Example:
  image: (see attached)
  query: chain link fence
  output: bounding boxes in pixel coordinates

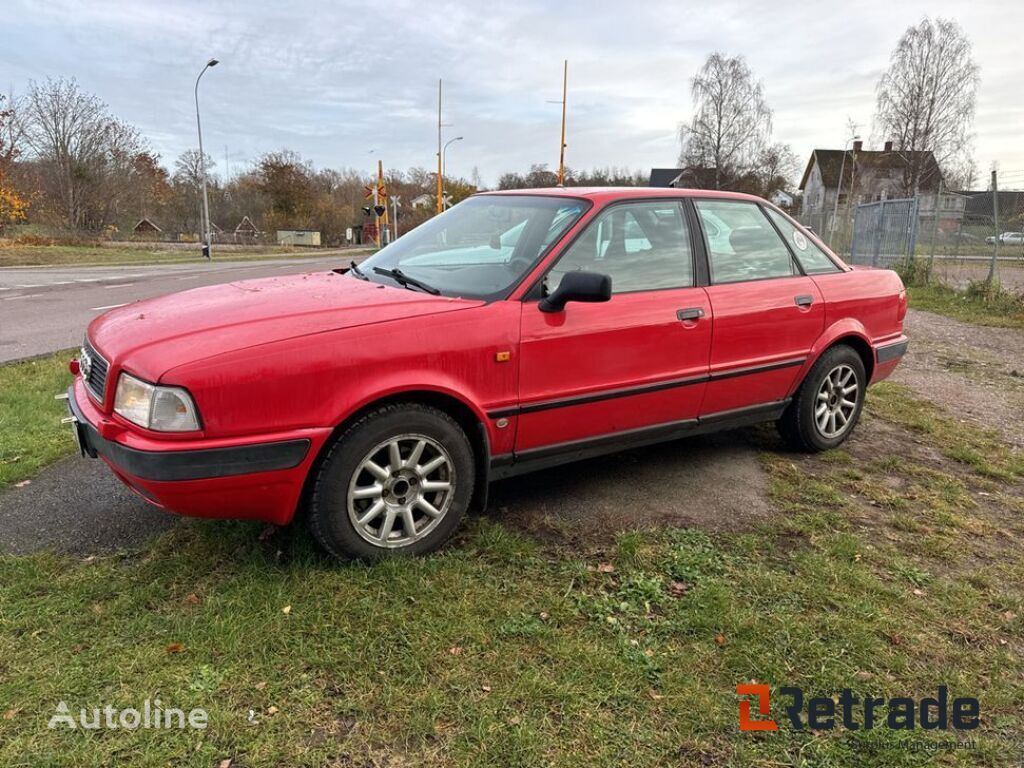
[800,192,1024,294]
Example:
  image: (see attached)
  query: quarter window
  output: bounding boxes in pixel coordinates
[545,202,693,295]
[764,208,841,274]
[695,200,796,284]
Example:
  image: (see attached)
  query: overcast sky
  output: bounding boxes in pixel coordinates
[4,0,1023,189]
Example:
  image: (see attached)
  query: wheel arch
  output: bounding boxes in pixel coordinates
[790,321,875,398]
[297,388,492,521]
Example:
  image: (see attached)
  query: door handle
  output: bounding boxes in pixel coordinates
[794,294,814,307]
[676,307,705,322]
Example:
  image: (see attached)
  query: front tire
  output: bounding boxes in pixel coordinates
[778,345,866,452]
[309,404,475,560]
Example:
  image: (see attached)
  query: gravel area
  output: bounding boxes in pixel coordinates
[893,308,1024,448]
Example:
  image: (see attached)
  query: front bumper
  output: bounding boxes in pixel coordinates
[66,380,331,525]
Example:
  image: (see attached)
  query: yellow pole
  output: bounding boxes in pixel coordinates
[436,79,443,214]
[378,159,389,240]
[557,60,567,186]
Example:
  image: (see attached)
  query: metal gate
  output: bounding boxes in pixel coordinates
[849,198,919,266]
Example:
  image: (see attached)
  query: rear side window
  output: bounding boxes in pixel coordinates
[764,208,841,274]
[695,200,795,284]
[546,201,693,294]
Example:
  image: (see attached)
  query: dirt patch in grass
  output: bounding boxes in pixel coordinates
[492,430,773,545]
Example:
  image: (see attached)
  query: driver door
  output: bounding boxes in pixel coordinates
[514,200,711,454]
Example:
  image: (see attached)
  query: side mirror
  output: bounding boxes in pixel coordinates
[539,271,612,313]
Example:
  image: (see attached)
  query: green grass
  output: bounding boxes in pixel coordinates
[908,283,1024,329]
[1,366,1023,765]
[0,351,76,489]
[0,244,369,268]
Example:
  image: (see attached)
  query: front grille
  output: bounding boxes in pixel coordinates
[81,339,110,403]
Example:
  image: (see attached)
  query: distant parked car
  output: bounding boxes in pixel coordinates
[65,188,909,560]
[986,232,1024,245]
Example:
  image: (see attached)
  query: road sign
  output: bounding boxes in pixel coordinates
[364,184,375,200]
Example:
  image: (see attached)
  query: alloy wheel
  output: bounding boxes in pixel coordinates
[347,434,456,548]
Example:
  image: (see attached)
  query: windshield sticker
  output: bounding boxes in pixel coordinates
[793,231,808,251]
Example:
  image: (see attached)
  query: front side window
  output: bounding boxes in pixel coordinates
[544,201,693,295]
[764,208,841,274]
[355,195,587,299]
[695,200,796,284]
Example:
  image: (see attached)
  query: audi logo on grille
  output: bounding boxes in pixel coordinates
[79,346,93,380]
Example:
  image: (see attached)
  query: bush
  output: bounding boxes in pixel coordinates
[893,257,932,287]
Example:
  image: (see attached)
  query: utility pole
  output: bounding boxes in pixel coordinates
[987,168,1000,284]
[391,195,401,239]
[436,79,443,215]
[558,60,567,185]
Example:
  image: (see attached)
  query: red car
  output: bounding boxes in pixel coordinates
[67,188,908,559]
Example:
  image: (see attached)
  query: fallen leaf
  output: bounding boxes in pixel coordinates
[596,563,616,573]
[165,642,184,654]
[854,671,873,681]
[266,705,279,715]
[714,633,726,646]
[448,646,464,656]
[3,709,18,720]
[648,690,664,701]
[480,684,492,693]
[14,480,30,488]
[912,588,925,597]
[539,612,550,621]
[1004,611,1017,621]
[282,605,292,615]
[668,581,690,597]
[255,681,267,691]
[218,760,233,768]
[509,715,521,725]
[184,593,201,605]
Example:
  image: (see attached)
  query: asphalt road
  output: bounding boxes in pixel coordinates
[0,252,358,363]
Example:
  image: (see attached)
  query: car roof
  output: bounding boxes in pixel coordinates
[476,186,769,205]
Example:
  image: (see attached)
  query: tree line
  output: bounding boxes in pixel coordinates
[0,16,980,243]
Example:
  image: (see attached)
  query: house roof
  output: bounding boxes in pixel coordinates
[798,149,943,192]
[649,166,719,188]
[132,217,161,232]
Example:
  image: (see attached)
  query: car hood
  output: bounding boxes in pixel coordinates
[88,271,483,382]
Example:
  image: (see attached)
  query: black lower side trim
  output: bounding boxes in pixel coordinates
[875,339,909,363]
[490,400,789,480]
[487,358,804,419]
[68,388,310,482]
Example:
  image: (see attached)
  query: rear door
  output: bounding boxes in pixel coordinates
[693,198,824,416]
[514,199,711,453]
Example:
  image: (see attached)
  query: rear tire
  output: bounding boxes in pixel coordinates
[309,404,475,560]
[778,345,866,452]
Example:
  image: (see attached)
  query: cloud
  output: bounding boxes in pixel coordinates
[3,0,1022,186]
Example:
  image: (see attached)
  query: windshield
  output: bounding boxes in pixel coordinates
[354,195,589,299]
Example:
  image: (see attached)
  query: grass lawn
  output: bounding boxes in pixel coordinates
[1,364,1023,764]
[0,244,369,268]
[0,351,76,489]
[908,283,1024,329]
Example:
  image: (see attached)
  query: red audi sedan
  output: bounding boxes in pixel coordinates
[66,188,908,559]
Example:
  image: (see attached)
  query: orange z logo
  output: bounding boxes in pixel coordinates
[737,684,779,731]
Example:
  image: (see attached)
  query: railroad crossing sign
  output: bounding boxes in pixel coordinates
[364,184,388,200]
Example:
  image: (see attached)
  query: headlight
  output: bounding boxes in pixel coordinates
[114,373,201,432]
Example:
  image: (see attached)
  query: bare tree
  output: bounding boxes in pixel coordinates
[874,17,980,195]
[756,143,799,197]
[19,77,147,230]
[679,53,773,189]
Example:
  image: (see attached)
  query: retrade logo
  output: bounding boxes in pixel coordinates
[737,685,979,732]
[737,684,778,731]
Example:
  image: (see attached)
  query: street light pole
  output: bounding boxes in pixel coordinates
[194,58,219,259]
[436,79,443,215]
[829,134,859,249]
[442,136,463,209]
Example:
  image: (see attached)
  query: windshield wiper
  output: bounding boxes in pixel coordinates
[372,267,441,295]
[348,260,368,280]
